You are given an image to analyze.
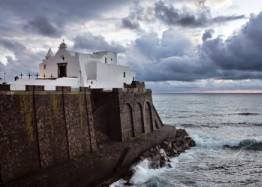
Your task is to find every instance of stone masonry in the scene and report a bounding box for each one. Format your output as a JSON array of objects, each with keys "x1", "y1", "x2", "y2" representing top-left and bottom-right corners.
[{"x1": 0, "y1": 81, "x2": 164, "y2": 186}]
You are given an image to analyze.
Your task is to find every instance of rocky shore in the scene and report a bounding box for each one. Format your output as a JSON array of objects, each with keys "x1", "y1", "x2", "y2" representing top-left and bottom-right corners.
[
  {"x1": 138, "y1": 129, "x2": 196, "y2": 170},
  {"x1": 102, "y1": 128, "x2": 196, "y2": 186}
]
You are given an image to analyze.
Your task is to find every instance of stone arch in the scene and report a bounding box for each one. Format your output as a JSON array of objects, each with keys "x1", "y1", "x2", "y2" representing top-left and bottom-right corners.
[
  {"x1": 155, "y1": 119, "x2": 160, "y2": 129},
  {"x1": 123, "y1": 103, "x2": 135, "y2": 138},
  {"x1": 134, "y1": 103, "x2": 145, "y2": 134},
  {"x1": 144, "y1": 101, "x2": 153, "y2": 133}
]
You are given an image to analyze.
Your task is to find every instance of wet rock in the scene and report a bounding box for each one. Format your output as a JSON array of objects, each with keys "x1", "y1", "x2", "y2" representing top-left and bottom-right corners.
[
  {"x1": 159, "y1": 149, "x2": 168, "y2": 167},
  {"x1": 136, "y1": 133, "x2": 196, "y2": 170}
]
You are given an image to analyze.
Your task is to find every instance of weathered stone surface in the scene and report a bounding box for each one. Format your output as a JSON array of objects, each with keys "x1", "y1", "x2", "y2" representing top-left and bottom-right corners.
[
  {"x1": 0, "y1": 91, "x2": 97, "y2": 183},
  {"x1": 0, "y1": 83, "x2": 192, "y2": 187},
  {"x1": 0, "y1": 93, "x2": 39, "y2": 182},
  {"x1": 4, "y1": 126, "x2": 177, "y2": 187},
  {"x1": 34, "y1": 92, "x2": 69, "y2": 168}
]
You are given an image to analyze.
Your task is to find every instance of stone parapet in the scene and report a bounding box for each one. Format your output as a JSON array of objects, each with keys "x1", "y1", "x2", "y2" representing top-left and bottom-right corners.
[
  {"x1": 25, "y1": 85, "x2": 44, "y2": 91},
  {"x1": 56, "y1": 86, "x2": 71, "y2": 92},
  {"x1": 0, "y1": 84, "x2": 10, "y2": 91}
]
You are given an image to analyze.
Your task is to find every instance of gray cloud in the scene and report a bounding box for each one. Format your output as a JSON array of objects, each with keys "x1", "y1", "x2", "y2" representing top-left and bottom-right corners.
[
  {"x1": 155, "y1": 1, "x2": 245, "y2": 27},
  {"x1": 73, "y1": 33, "x2": 126, "y2": 53},
  {"x1": 0, "y1": 39, "x2": 44, "y2": 81},
  {"x1": 126, "y1": 12, "x2": 262, "y2": 82},
  {"x1": 0, "y1": 0, "x2": 131, "y2": 37},
  {"x1": 1, "y1": 0, "x2": 262, "y2": 89},
  {"x1": 202, "y1": 29, "x2": 214, "y2": 41},
  {"x1": 122, "y1": 17, "x2": 140, "y2": 30},
  {"x1": 125, "y1": 29, "x2": 205, "y2": 82},
  {"x1": 24, "y1": 17, "x2": 61, "y2": 37},
  {"x1": 202, "y1": 12, "x2": 262, "y2": 72}
]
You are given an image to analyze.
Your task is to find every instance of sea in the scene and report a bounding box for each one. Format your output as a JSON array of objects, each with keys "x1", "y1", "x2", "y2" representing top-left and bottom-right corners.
[{"x1": 111, "y1": 93, "x2": 262, "y2": 187}]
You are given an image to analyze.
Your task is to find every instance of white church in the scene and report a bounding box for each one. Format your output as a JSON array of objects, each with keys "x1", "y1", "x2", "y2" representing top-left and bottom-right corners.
[{"x1": 11, "y1": 41, "x2": 134, "y2": 90}]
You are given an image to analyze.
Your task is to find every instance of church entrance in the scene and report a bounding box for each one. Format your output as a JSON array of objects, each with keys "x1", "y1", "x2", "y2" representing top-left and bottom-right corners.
[{"x1": 58, "y1": 63, "x2": 67, "y2": 77}]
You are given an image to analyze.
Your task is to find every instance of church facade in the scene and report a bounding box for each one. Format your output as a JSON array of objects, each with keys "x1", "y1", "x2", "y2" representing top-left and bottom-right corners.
[{"x1": 11, "y1": 42, "x2": 134, "y2": 90}]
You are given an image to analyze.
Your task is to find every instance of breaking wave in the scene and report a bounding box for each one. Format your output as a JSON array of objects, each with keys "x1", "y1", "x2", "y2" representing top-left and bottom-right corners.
[
  {"x1": 188, "y1": 131, "x2": 262, "y2": 151},
  {"x1": 224, "y1": 139, "x2": 262, "y2": 151},
  {"x1": 110, "y1": 159, "x2": 173, "y2": 187},
  {"x1": 236, "y1": 112, "x2": 259, "y2": 116}
]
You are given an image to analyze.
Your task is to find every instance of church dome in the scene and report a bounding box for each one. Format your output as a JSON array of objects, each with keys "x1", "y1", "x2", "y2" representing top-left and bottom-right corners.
[{"x1": 59, "y1": 41, "x2": 67, "y2": 49}]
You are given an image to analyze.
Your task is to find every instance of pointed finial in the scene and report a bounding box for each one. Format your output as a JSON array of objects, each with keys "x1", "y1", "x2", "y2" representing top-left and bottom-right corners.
[
  {"x1": 46, "y1": 48, "x2": 54, "y2": 59},
  {"x1": 59, "y1": 40, "x2": 67, "y2": 49}
]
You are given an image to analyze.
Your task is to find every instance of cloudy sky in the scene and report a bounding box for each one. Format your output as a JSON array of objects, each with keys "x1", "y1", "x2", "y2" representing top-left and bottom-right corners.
[{"x1": 0, "y1": 0, "x2": 262, "y2": 92}]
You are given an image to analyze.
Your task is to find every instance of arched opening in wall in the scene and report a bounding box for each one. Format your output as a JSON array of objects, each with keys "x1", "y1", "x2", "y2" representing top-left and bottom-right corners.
[
  {"x1": 155, "y1": 119, "x2": 160, "y2": 129},
  {"x1": 135, "y1": 103, "x2": 145, "y2": 134},
  {"x1": 123, "y1": 104, "x2": 135, "y2": 138},
  {"x1": 145, "y1": 102, "x2": 153, "y2": 132}
]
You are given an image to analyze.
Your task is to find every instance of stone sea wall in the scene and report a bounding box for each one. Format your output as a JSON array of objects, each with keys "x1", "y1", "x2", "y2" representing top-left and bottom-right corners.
[
  {"x1": 0, "y1": 82, "x2": 167, "y2": 186},
  {"x1": 0, "y1": 89, "x2": 96, "y2": 183}
]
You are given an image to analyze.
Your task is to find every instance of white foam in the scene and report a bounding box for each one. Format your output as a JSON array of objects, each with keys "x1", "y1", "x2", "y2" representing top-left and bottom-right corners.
[
  {"x1": 109, "y1": 179, "x2": 127, "y2": 187},
  {"x1": 129, "y1": 159, "x2": 164, "y2": 185}
]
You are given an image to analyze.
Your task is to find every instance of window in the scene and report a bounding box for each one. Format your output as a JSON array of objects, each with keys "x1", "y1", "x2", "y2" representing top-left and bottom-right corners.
[
  {"x1": 61, "y1": 56, "x2": 65, "y2": 60},
  {"x1": 123, "y1": 72, "x2": 126, "y2": 78},
  {"x1": 111, "y1": 58, "x2": 113, "y2": 61},
  {"x1": 43, "y1": 64, "x2": 46, "y2": 70},
  {"x1": 105, "y1": 57, "x2": 107, "y2": 64}
]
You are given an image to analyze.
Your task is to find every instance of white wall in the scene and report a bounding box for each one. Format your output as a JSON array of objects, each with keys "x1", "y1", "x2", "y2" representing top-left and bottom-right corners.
[
  {"x1": 95, "y1": 63, "x2": 134, "y2": 89},
  {"x1": 93, "y1": 51, "x2": 117, "y2": 65},
  {"x1": 39, "y1": 49, "x2": 80, "y2": 78},
  {"x1": 10, "y1": 78, "x2": 80, "y2": 90},
  {"x1": 30, "y1": 46, "x2": 134, "y2": 90}
]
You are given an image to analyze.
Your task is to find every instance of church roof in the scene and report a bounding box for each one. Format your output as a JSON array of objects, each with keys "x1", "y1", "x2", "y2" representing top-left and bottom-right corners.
[{"x1": 46, "y1": 48, "x2": 54, "y2": 59}]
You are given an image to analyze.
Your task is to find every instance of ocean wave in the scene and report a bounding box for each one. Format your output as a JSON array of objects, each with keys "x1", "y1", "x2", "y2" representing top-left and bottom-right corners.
[
  {"x1": 190, "y1": 133, "x2": 238, "y2": 148},
  {"x1": 110, "y1": 159, "x2": 173, "y2": 187},
  {"x1": 220, "y1": 122, "x2": 262, "y2": 127},
  {"x1": 224, "y1": 139, "x2": 262, "y2": 151},
  {"x1": 179, "y1": 124, "x2": 219, "y2": 129},
  {"x1": 236, "y1": 112, "x2": 259, "y2": 116},
  {"x1": 179, "y1": 122, "x2": 262, "y2": 129},
  {"x1": 191, "y1": 133, "x2": 262, "y2": 151},
  {"x1": 129, "y1": 159, "x2": 167, "y2": 185}
]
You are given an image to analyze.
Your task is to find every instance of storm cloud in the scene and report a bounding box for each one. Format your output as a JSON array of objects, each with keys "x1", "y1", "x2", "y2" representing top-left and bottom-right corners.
[
  {"x1": 0, "y1": 39, "x2": 43, "y2": 80},
  {"x1": 0, "y1": 0, "x2": 131, "y2": 37},
  {"x1": 122, "y1": 17, "x2": 140, "y2": 30},
  {"x1": 1, "y1": 0, "x2": 262, "y2": 91},
  {"x1": 24, "y1": 17, "x2": 61, "y2": 37},
  {"x1": 125, "y1": 12, "x2": 262, "y2": 81},
  {"x1": 202, "y1": 12, "x2": 262, "y2": 72},
  {"x1": 155, "y1": 1, "x2": 245, "y2": 27},
  {"x1": 202, "y1": 29, "x2": 214, "y2": 41},
  {"x1": 73, "y1": 33, "x2": 126, "y2": 53}
]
